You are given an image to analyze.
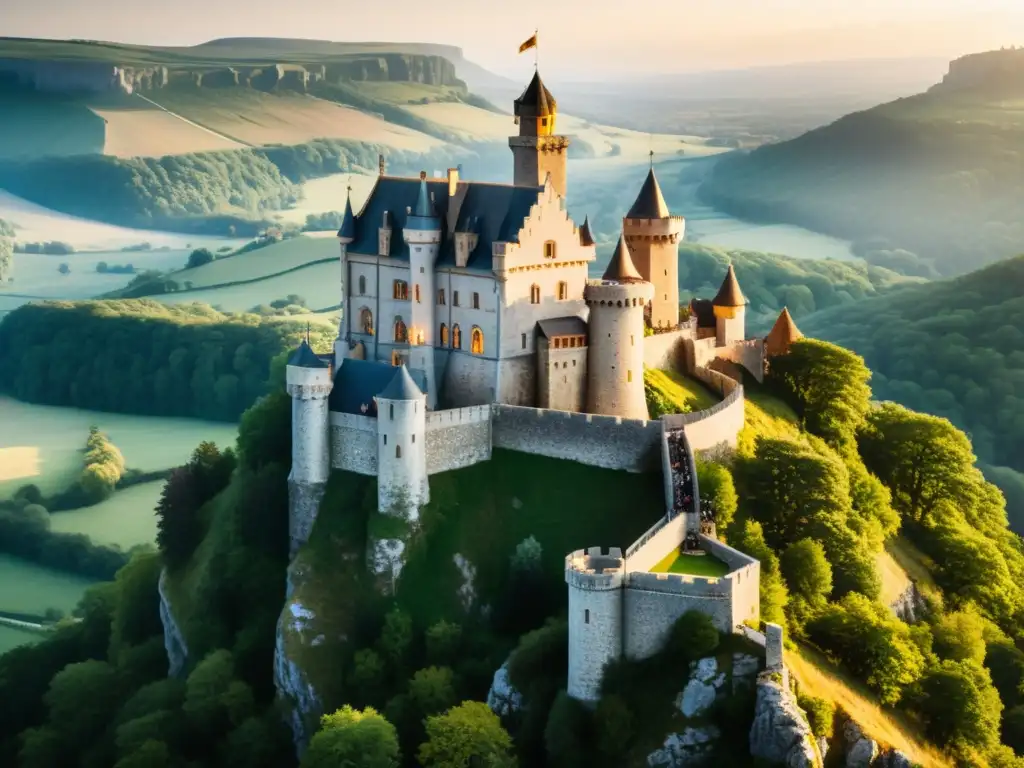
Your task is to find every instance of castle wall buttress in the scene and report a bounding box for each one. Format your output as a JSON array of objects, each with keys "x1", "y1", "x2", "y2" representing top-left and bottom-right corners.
[{"x1": 538, "y1": 345, "x2": 587, "y2": 412}]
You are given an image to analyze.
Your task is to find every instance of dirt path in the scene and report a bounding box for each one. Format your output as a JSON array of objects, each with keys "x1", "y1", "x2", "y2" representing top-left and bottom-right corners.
[{"x1": 132, "y1": 93, "x2": 256, "y2": 148}]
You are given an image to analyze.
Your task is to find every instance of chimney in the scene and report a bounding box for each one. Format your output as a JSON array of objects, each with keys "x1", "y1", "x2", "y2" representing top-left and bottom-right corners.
[
  {"x1": 378, "y1": 154, "x2": 385, "y2": 176},
  {"x1": 447, "y1": 167, "x2": 459, "y2": 197},
  {"x1": 419, "y1": 170, "x2": 427, "y2": 180}
]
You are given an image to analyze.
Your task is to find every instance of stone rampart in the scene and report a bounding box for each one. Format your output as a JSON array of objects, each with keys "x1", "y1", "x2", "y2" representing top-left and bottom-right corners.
[
  {"x1": 565, "y1": 548, "x2": 626, "y2": 590},
  {"x1": 329, "y1": 412, "x2": 378, "y2": 476},
  {"x1": 643, "y1": 326, "x2": 696, "y2": 370},
  {"x1": 425, "y1": 405, "x2": 493, "y2": 474},
  {"x1": 715, "y1": 338, "x2": 765, "y2": 382},
  {"x1": 623, "y1": 587, "x2": 733, "y2": 657},
  {"x1": 660, "y1": 429, "x2": 675, "y2": 518},
  {"x1": 492, "y1": 405, "x2": 662, "y2": 473},
  {"x1": 624, "y1": 514, "x2": 687, "y2": 572},
  {"x1": 627, "y1": 571, "x2": 734, "y2": 598},
  {"x1": 701, "y1": 535, "x2": 761, "y2": 628},
  {"x1": 660, "y1": 375, "x2": 743, "y2": 453}
]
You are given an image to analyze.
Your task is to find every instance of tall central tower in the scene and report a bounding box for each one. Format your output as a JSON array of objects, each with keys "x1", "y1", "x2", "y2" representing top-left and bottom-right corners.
[
  {"x1": 403, "y1": 173, "x2": 441, "y2": 409},
  {"x1": 509, "y1": 71, "x2": 569, "y2": 198}
]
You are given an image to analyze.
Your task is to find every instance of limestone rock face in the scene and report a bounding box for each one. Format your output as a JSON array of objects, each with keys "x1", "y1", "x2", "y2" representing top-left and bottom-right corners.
[
  {"x1": 843, "y1": 720, "x2": 879, "y2": 768},
  {"x1": 877, "y1": 750, "x2": 912, "y2": 768},
  {"x1": 748, "y1": 673, "x2": 819, "y2": 768},
  {"x1": 486, "y1": 661, "x2": 523, "y2": 717},
  {"x1": 732, "y1": 652, "x2": 761, "y2": 692},
  {"x1": 677, "y1": 657, "x2": 726, "y2": 717},
  {"x1": 274, "y1": 565, "x2": 323, "y2": 757},
  {"x1": 369, "y1": 537, "x2": 406, "y2": 593},
  {"x1": 157, "y1": 568, "x2": 189, "y2": 678},
  {"x1": 647, "y1": 726, "x2": 720, "y2": 767},
  {"x1": 890, "y1": 582, "x2": 925, "y2": 623},
  {"x1": 453, "y1": 553, "x2": 477, "y2": 611}
]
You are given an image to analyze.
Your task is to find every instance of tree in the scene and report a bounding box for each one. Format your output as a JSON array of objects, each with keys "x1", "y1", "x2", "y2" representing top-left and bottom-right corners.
[
  {"x1": 408, "y1": 667, "x2": 457, "y2": 718},
  {"x1": 663, "y1": 611, "x2": 719, "y2": 660},
  {"x1": 1004, "y1": 705, "x2": 1024, "y2": 756},
  {"x1": 113, "y1": 740, "x2": 172, "y2": 768},
  {"x1": 916, "y1": 660, "x2": 1002, "y2": 750},
  {"x1": 156, "y1": 466, "x2": 201, "y2": 569},
  {"x1": 780, "y1": 539, "x2": 833, "y2": 605},
  {"x1": 932, "y1": 608, "x2": 988, "y2": 665},
  {"x1": 417, "y1": 702, "x2": 515, "y2": 768},
  {"x1": 425, "y1": 621, "x2": 462, "y2": 666},
  {"x1": 186, "y1": 248, "x2": 215, "y2": 269},
  {"x1": 378, "y1": 608, "x2": 413, "y2": 672},
  {"x1": 183, "y1": 649, "x2": 237, "y2": 734},
  {"x1": 0, "y1": 233, "x2": 12, "y2": 282},
  {"x1": 767, "y1": 338, "x2": 871, "y2": 450},
  {"x1": 594, "y1": 694, "x2": 634, "y2": 765},
  {"x1": 696, "y1": 460, "x2": 738, "y2": 533},
  {"x1": 729, "y1": 519, "x2": 788, "y2": 626},
  {"x1": 544, "y1": 690, "x2": 591, "y2": 768},
  {"x1": 301, "y1": 705, "x2": 400, "y2": 768}
]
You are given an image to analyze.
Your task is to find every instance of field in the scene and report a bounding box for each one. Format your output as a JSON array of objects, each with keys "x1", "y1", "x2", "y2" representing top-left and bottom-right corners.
[
  {"x1": 0, "y1": 624, "x2": 42, "y2": 654},
  {"x1": 788, "y1": 644, "x2": 950, "y2": 768},
  {"x1": 650, "y1": 549, "x2": 731, "y2": 577},
  {"x1": 0, "y1": 554, "x2": 93, "y2": 618},
  {"x1": 48, "y1": 480, "x2": 164, "y2": 549},
  {"x1": 273, "y1": 173, "x2": 380, "y2": 227},
  {"x1": 645, "y1": 368, "x2": 719, "y2": 413},
  {"x1": 146, "y1": 91, "x2": 442, "y2": 152},
  {"x1": 156, "y1": 258, "x2": 341, "y2": 313},
  {"x1": 171, "y1": 235, "x2": 338, "y2": 288},
  {"x1": 0, "y1": 396, "x2": 238, "y2": 499},
  {"x1": 90, "y1": 98, "x2": 246, "y2": 157}
]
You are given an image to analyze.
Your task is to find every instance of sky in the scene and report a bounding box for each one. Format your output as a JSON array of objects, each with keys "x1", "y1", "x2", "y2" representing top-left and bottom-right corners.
[{"x1": 4, "y1": 0, "x2": 1024, "y2": 80}]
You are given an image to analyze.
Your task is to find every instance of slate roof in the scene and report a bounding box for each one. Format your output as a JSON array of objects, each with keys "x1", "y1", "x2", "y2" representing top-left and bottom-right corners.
[
  {"x1": 329, "y1": 358, "x2": 428, "y2": 415},
  {"x1": 578, "y1": 216, "x2": 595, "y2": 247},
  {"x1": 514, "y1": 71, "x2": 557, "y2": 118},
  {"x1": 537, "y1": 316, "x2": 588, "y2": 340},
  {"x1": 378, "y1": 364, "x2": 424, "y2": 401},
  {"x1": 348, "y1": 176, "x2": 541, "y2": 272},
  {"x1": 712, "y1": 265, "x2": 746, "y2": 307},
  {"x1": 337, "y1": 190, "x2": 356, "y2": 241},
  {"x1": 627, "y1": 168, "x2": 671, "y2": 219},
  {"x1": 288, "y1": 340, "x2": 329, "y2": 369},
  {"x1": 602, "y1": 234, "x2": 645, "y2": 283},
  {"x1": 691, "y1": 298, "x2": 716, "y2": 328}
]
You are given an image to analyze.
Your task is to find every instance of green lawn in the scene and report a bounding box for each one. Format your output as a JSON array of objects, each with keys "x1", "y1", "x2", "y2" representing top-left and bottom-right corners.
[
  {"x1": 49, "y1": 480, "x2": 164, "y2": 549},
  {"x1": 645, "y1": 368, "x2": 720, "y2": 413},
  {"x1": 650, "y1": 548, "x2": 731, "y2": 577},
  {"x1": 172, "y1": 235, "x2": 338, "y2": 289}
]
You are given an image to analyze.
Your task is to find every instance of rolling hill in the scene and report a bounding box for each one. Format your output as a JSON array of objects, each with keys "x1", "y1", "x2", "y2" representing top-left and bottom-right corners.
[
  {"x1": 699, "y1": 48, "x2": 1024, "y2": 278},
  {"x1": 801, "y1": 254, "x2": 1024, "y2": 531}
]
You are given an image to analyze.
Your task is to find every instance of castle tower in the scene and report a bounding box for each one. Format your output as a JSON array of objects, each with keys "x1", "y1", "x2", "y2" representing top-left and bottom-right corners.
[
  {"x1": 565, "y1": 548, "x2": 625, "y2": 703},
  {"x1": 584, "y1": 235, "x2": 654, "y2": 419},
  {"x1": 375, "y1": 365, "x2": 429, "y2": 520},
  {"x1": 622, "y1": 168, "x2": 685, "y2": 330},
  {"x1": 335, "y1": 188, "x2": 357, "y2": 363},
  {"x1": 286, "y1": 340, "x2": 334, "y2": 555},
  {"x1": 712, "y1": 264, "x2": 747, "y2": 347},
  {"x1": 765, "y1": 306, "x2": 803, "y2": 358},
  {"x1": 403, "y1": 173, "x2": 441, "y2": 409},
  {"x1": 509, "y1": 71, "x2": 569, "y2": 198}
]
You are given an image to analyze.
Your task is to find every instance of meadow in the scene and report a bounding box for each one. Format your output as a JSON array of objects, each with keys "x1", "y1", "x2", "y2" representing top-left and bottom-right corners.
[
  {"x1": 0, "y1": 554, "x2": 93, "y2": 620},
  {"x1": 0, "y1": 396, "x2": 238, "y2": 499},
  {"x1": 47, "y1": 479, "x2": 164, "y2": 549},
  {"x1": 171, "y1": 235, "x2": 338, "y2": 288}
]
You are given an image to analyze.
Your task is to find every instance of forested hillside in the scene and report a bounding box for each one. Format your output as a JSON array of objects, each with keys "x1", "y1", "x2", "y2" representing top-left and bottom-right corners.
[
  {"x1": 803, "y1": 255, "x2": 1024, "y2": 531},
  {"x1": 699, "y1": 54, "x2": 1024, "y2": 278}
]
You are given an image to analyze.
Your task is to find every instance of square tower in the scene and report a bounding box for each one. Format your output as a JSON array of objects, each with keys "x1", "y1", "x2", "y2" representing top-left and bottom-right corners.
[{"x1": 509, "y1": 71, "x2": 569, "y2": 198}]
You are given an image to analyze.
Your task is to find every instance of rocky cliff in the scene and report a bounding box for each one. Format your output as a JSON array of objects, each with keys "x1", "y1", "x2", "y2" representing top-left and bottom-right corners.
[
  {"x1": 157, "y1": 568, "x2": 189, "y2": 678},
  {"x1": 931, "y1": 48, "x2": 1024, "y2": 95}
]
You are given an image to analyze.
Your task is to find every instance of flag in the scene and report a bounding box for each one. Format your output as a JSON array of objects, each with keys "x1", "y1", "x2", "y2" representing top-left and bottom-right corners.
[{"x1": 518, "y1": 33, "x2": 537, "y2": 54}]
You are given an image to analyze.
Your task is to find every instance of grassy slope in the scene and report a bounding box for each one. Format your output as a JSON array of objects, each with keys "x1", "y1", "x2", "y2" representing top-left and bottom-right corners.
[
  {"x1": 171, "y1": 236, "x2": 338, "y2": 289},
  {"x1": 645, "y1": 368, "x2": 719, "y2": 413}
]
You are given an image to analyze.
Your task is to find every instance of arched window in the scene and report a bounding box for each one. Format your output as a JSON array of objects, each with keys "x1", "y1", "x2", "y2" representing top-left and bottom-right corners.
[
  {"x1": 394, "y1": 317, "x2": 407, "y2": 343},
  {"x1": 393, "y1": 280, "x2": 408, "y2": 300},
  {"x1": 440, "y1": 323, "x2": 449, "y2": 346},
  {"x1": 530, "y1": 284, "x2": 540, "y2": 304},
  {"x1": 544, "y1": 241, "x2": 556, "y2": 259},
  {"x1": 557, "y1": 281, "x2": 568, "y2": 301},
  {"x1": 452, "y1": 324, "x2": 462, "y2": 350},
  {"x1": 471, "y1": 326, "x2": 484, "y2": 355},
  {"x1": 360, "y1": 307, "x2": 374, "y2": 335},
  {"x1": 358, "y1": 275, "x2": 366, "y2": 295}
]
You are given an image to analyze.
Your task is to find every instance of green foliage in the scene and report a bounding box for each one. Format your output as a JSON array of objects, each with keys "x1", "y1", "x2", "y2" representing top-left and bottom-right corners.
[
  {"x1": 644, "y1": 371, "x2": 680, "y2": 419},
  {"x1": 985, "y1": 640, "x2": 1024, "y2": 712},
  {"x1": 425, "y1": 621, "x2": 463, "y2": 667},
  {"x1": 378, "y1": 607, "x2": 414, "y2": 673},
  {"x1": 1004, "y1": 706, "x2": 1024, "y2": 756},
  {"x1": 696, "y1": 459, "x2": 738, "y2": 534},
  {"x1": 797, "y1": 694, "x2": 835, "y2": 739},
  {"x1": 186, "y1": 248, "x2": 215, "y2": 269},
  {"x1": 301, "y1": 705, "x2": 400, "y2": 768},
  {"x1": 0, "y1": 230, "x2": 11, "y2": 283},
  {"x1": 663, "y1": 610, "x2": 720, "y2": 660},
  {"x1": 767, "y1": 338, "x2": 872, "y2": 451},
  {"x1": 408, "y1": 667, "x2": 458, "y2": 719},
  {"x1": 931, "y1": 608, "x2": 989, "y2": 665},
  {"x1": 544, "y1": 690, "x2": 591, "y2": 768},
  {"x1": 780, "y1": 539, "x2": 833, "y2": 605},
  {"x1": 728, "y1": 519, "x2": 788, "y2": 626},
  {"x1": 807, "y1": 592, "x2": 926, "y2": 705},
  {"x1": 417, "y1": 701, "x2": 516, "y2": 768},
  {"x1": 79, "y1": 426, "x2": 126, "y2": 503},
  {"x1": 915, "y1": 660, "x2": 1003, "y2": 751},
  {"x1": 593, "y1": 694, "x2": 634, "y2": 766},
  {"x1": 0, "y1": 299, "x2": 332, "y2": 421}
]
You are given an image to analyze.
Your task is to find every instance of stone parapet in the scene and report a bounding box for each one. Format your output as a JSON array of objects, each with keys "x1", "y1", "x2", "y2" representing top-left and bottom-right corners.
[
  {"x1": 584, "y1": 280, "x2": 653, "y2": 306},
  {"x1": 565, "y1": 547, "x2": 626, "y2": 591}
]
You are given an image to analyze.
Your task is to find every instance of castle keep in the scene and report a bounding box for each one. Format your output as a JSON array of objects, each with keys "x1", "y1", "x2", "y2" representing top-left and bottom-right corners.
[{"x1": 286, "y1": 68, "x2": 805, "y2": 700}]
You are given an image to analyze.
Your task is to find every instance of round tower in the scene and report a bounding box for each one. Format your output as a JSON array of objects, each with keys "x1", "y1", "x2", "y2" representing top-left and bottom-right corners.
[
  {"x1": 584, "y1": 235, "x2": 653, "y2": 419},
  {"x1": 335, "y1": 187, "x2": 357, "y2": 363},
  {"x1": 286, "y1": 339, "x2": 334, "y2": 553},
  {"x1": 403, "y1": 173, "x2": 441, "y2": 410},
  {"x1": 712, "y1": 264, "x2": 747, "y2": 347},
  {"x1": 565, "y1": 547, "x2": 625, "y2": 704},
  {"x1": 622, "y1": 167, "x2": 685, "y2": 331},
  {"x1": 375, "y1": 365, "x2": 429, "y2": 520}
]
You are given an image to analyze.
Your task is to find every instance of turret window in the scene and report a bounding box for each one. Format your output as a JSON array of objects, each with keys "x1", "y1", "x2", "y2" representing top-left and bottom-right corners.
[
  {"x1": 396, "y1": 445, "x2": 402, "y2": 459},
  {"x1": 453, "y1": 290, "x2": 460, "y2": 307},
  {"x1": 544, "y1": 241, "x2": 556, "y2": 259},
  {"x1": 360, "y1": 308, "x2": 374, "y2": 335},
  {"x1": 358, "y1": 276, "x2": 367, "y2": 295},
  {"x1": 471, "y1": 327, "x2": 484, "y2": 355},
  {"x1": 415, "y1": 284, "x2": 421, "y2": 303},
  {"x1": 557, "y1": 281, "x2": 568, "y2": 301},
  {"x1": 453, "y1": 324, "x2": 462, "y2": 349},
  {"x1": 437, "y1": 289, "x2": 446, "y2": 305},
  {"x1": 530, "y1": 284, "x2": 540, "y2": 304},
  {"x1": 394, "y1": 317, "x2": 408, "y2": 343},
  {"x1": 393, "y1": 280, "x2": 409, "y2": 300},
  {"x1": 389, "y1": 404, "x2": 394, "y2": 420},
  {"x1": 472, "y1": 292, "x2": 480, "y2": 309},
  {"x1": 584, "y1": 609, "x2": 590, "y2": 624}
]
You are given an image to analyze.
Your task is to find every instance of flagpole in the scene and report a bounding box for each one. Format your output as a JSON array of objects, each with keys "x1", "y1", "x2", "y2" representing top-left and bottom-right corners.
[{"x1": 535, "y1": 28, "x2": 539, "y2": 70}]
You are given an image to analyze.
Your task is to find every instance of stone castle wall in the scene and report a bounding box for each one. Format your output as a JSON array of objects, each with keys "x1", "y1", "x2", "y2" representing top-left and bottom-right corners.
[
  {"x1": 330, "y1": 412, "x2": 378, "y2": 476},
  {"x1": 713, "y1": 338, "x2": 766, "y2": 382},
  {"x1": 663, "y1": 367, "x2": 744, "y2": 452},
  {"x1": 624, "y1": 513, "x2": 687, "y2": 572},
  {"x1": 643, "y1": 325, "x2": 696, "y2": 371},
  {"x1": 565, "y1": 547, "x2": 626, "y2": 702},
  {"x1": 492, "y1": 404, "x2": 663, "y2": 473},
  {"x1": 441, "y1": 352, "x2": 498, "y2": 406},
  {"x1": 701, "y1": 535, "x2": 761, "y2": 629},
  {"x1": 426, "y1": 405, "x2": 493, "y2": 474},
  {"x1": 623, "y1": 582, "x2": 733, "y2": 658}
]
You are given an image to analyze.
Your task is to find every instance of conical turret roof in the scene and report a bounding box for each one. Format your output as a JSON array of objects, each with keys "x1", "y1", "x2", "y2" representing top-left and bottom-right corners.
[
  {"x1": 288, "y1": 339, "x2": 328, "y2": 369},
  {"x1": 414, "y1": 175, "x2": 435, "y2": 218},
  {"x1": 712, "y1": 264, "x2": 746, "y2": 307},
  {"x1": 336, "y1": 188, "x2": 356, "y2": 241},
  {"x1": 602, "y1": 234, "x2": 644, "y2": 283},
  {"x1": 377, "y1": 364, "x2": 423, "y2": 401},
  {"x1": 578, "y1": 215, "x2": 595, "y2": 247},
  {"x1": 626, "y1": 168, "x2": 671, "y2": 219},
  {"x1": 765, "y1": 307, "x2": 803, "y2": 357},
  {"x1": 514, "y1": 71, "x2": 557, "y2": 118}
]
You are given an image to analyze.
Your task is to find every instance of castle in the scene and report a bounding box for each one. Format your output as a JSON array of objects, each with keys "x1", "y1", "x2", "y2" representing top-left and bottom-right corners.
[{"x1": 286, "y1": 69, "x2": 803, "y2": 703}]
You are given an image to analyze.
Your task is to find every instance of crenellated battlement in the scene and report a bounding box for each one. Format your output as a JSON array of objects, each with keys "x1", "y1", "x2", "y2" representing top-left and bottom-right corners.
[
  {"x1": 565, "y1": 547, "x2": 626, "y2": 590},
  {"x1": 584, "y1": 280, "x2": 652, "y2": 306},
  {"x1": 626, "y1": 570, "x2": 733, "y2": 597},
  {"x1": 425, "y1": 404, "x2": 492, "y2": 428}
]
